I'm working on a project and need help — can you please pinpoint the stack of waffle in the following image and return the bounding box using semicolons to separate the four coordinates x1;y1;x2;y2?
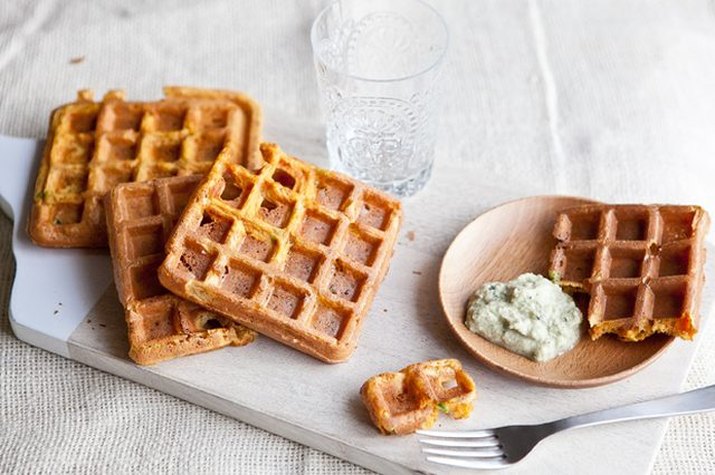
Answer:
29;88;403;365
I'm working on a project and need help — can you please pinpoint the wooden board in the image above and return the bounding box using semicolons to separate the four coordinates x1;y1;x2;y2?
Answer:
1;113;713;474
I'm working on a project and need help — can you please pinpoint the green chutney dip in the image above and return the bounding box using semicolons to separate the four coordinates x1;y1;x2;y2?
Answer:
465;273;582;362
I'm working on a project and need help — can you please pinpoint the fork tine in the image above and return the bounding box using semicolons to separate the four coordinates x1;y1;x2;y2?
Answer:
422;447;505;458
419;437;500;448
416;429;495;438
426;455;510;470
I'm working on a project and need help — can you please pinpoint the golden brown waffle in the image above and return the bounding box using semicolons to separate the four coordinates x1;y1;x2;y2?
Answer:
105;175;255;365
30;86;262;248
158;142;402;363
550;204;710;341
360;359;476;435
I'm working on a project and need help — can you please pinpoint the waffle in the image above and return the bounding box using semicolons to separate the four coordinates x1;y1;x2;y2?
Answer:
360;359;476;435
157;142;402;363
30;86;262;248
549;204;710;341
105;175;255;365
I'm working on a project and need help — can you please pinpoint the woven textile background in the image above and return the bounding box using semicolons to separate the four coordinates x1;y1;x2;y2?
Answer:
1;0;714;473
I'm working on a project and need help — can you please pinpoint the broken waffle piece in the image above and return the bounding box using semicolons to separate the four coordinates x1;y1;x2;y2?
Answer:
360;359;476;435
30;86;261;248
158;142;403;363
105;175;256;365
549;204;710;341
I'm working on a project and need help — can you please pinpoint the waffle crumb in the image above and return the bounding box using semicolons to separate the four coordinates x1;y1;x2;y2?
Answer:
360;359;476;435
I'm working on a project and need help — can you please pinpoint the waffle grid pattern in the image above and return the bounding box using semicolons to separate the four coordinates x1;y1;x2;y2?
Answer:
550;204;710;341
30;87;261;247
105;175;255;364
159;143;402;362
360;359;476;435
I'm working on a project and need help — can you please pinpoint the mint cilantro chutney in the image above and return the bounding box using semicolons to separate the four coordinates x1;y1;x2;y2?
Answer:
465;273;582;362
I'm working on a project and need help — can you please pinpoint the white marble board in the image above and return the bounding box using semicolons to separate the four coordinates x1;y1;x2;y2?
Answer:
1;113;713;475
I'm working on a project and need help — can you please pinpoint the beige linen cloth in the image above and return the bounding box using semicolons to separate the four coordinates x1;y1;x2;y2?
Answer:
1;0;714;473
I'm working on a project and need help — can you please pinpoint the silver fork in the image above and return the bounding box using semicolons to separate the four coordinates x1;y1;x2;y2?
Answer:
417;384;715;470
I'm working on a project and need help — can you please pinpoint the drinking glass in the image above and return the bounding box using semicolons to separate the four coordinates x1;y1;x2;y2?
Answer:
311;0;448;197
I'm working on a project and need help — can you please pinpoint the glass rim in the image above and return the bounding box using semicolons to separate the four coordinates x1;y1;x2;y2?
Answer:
310;0;449;84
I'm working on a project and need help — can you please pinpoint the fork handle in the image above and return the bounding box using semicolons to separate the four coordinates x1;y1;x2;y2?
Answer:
551;384;715;432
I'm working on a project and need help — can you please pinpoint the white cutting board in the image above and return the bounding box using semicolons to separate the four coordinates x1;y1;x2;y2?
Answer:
1;114;713;475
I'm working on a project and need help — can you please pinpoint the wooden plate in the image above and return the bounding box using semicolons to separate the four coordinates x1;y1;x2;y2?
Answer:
439;195;674;388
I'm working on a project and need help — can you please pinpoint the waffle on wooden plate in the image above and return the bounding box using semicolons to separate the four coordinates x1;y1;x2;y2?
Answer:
158;142;402;363
30;86;261;248
105;175;256;365
360;359;476;435
549;204;710;341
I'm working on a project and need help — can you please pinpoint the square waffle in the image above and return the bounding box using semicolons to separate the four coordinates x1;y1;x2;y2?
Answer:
549;204;710;341
360;359;476;435
30;86;262;248
105;174;255;365
158;142;402;363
